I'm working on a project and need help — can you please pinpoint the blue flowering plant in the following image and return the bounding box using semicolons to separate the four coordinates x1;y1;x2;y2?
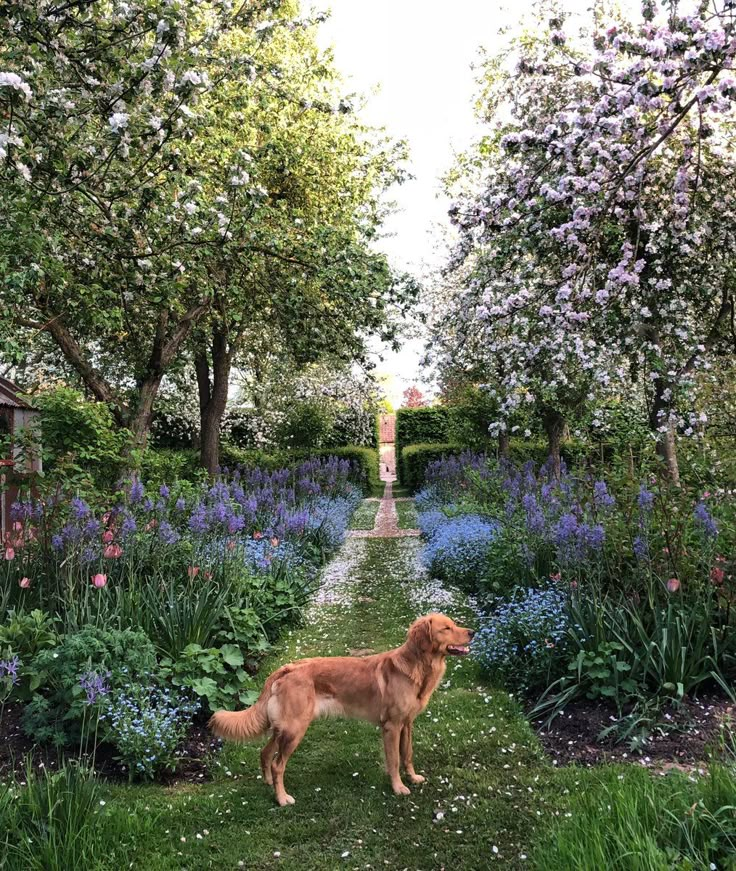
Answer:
101;681;199;781
472;586;570;694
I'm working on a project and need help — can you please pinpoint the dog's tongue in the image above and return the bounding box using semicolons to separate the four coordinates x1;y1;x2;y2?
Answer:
447;644;470;656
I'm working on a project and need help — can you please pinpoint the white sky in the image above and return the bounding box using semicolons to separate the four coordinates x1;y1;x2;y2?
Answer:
316;0;626;407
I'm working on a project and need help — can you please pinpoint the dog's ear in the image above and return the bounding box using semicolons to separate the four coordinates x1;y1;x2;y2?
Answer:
408;615;433;653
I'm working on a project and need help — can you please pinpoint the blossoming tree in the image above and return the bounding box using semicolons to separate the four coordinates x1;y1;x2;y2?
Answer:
442;0;736;480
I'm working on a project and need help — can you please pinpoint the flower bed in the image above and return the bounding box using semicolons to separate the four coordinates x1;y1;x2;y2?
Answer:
0;456;361;780
416;453;736;746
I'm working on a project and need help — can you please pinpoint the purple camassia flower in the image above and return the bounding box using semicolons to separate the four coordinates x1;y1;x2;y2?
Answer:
129;478;145;504
633;534;648;561
175;497;186;511
0;655;20;685
142;497;154;512
10;500;36;521
638;485;654;511
79;670;110;704
81;546;98;563
159;484;170;499
51;534;64;551
158;521;179;545
71;497;91;519
188;505;209;535
593;480;615;510
84;517;102;537
120;512;137;538
694;501;718;538
61;523;82;543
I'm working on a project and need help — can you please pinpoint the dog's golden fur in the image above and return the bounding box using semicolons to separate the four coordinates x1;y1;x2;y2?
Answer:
209;613;474;806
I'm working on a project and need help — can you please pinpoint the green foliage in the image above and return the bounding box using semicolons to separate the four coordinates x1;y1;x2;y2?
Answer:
535;764;736;871
400;443;462;492
166;643;257;711
32;388;131;488
0;609;58;699
135;448;204;487
23;628;157;746
276;400;335;450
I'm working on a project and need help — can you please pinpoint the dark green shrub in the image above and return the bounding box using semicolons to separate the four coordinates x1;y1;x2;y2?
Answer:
32;387;131;488
400;443;462;492
276;399;335;449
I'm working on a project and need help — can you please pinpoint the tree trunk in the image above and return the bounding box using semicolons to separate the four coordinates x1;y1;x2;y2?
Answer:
127;375;164;451
542;409;566;480
196;327;231;476
498;431;510;459
648;376;681;486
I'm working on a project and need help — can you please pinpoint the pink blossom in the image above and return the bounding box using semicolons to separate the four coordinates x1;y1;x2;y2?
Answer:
102;530;114;543
104;543;123;558
187;565;200;578
666;577;680;593
92;573;107;588
710;566;725;586
4;547;14;561
19;576;31;589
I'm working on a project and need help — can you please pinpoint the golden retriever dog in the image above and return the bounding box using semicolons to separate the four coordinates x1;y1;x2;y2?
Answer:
209;613;474;806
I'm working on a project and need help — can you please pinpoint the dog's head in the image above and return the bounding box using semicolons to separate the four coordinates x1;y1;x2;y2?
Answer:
407;613;475;658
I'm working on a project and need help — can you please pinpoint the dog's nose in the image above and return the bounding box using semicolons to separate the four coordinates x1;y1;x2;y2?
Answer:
468;629;475;640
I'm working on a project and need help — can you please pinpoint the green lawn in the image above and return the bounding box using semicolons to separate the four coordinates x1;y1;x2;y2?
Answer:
347;499;380;530
98;532;709;870
395;499;418;529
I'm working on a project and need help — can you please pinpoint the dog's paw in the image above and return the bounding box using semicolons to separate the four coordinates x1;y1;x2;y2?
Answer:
392;783;411;796
277;793;295;806
409;773;426;784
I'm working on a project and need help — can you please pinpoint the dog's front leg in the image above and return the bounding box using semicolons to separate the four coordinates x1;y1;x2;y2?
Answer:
382;722;410;795
400;720;425;784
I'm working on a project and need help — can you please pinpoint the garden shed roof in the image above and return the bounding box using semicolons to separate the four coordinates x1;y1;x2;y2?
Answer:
0;376;34;410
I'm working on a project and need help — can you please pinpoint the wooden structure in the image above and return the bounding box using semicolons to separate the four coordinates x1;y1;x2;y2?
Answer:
0;377;41;539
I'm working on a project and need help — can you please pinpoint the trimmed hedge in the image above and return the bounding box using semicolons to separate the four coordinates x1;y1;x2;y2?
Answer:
396;408;451;462
400;443;462;493
219;443;380;495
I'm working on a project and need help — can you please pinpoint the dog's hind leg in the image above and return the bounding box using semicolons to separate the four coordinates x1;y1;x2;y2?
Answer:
400;720;425;784
260;732;277;785
271;723;309;807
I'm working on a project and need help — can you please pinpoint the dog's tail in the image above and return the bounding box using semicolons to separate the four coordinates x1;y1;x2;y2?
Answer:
208;669;285;742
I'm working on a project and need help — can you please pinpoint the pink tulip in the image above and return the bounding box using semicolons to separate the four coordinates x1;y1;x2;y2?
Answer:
549;571;561;582
102;530;114;544
92;573;107;588
12;521;22;532
711;567;725;586
19;576;31;589
104;543;122;559
102;512;111;524
270;536;280;548
666;577;680;593
4;548;14;561
253;531;263;540
146;519;158;531
187;566;200;578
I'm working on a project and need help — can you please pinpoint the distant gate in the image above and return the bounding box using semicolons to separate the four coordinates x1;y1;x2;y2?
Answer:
379;413;395;444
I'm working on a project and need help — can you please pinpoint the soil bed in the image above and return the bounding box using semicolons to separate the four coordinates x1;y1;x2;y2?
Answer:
0;703;221;784
535;693;734;769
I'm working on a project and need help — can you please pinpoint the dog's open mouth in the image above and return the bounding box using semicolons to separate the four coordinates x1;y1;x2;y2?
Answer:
446;644;471;656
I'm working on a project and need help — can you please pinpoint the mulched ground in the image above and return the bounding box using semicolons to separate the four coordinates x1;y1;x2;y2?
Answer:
535;694;734;770
0;703;222;784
